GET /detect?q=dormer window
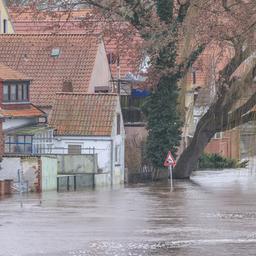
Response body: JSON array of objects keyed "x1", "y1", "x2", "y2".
[
  {"x1": 3, "y1": 82, "x2": 29, "y2": 102},
  {"x1": 3, "y1": 19, "x2": 7, "y2": 34},
  {"x1": 51, "y1": 48, "x2": 60, "y2": 57}
]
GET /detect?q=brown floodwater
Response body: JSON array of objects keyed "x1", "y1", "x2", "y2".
[{"x1": 1, "y1": 169, "x2": 256, "y2": 256}]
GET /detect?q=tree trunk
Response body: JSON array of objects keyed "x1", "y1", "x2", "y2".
[{"x1": 173, "y1": 115, "x2": 216, "y2": 179}]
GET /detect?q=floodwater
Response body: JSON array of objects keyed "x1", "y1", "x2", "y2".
[{"x1": 1, "y1": 169, "x2": 256, "y2": 256}]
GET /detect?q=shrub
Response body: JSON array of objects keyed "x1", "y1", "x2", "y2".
[{"x1": 198, "y1": 153, "x2": 248, "y2": 169}]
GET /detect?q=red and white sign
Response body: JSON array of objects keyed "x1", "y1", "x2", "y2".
[{"x1": 164, "y1": 151, "x2": 176, "y2": 167}]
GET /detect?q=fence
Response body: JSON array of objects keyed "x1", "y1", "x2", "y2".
[{"x1": 57, "y1": 173, "x2": 98, "y2": 191}]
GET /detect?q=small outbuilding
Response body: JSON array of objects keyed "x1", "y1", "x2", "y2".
[{"x1": 48, "y1": 92, "x2": 125, "y2": 186}]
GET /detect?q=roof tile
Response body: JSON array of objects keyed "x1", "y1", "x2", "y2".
[
  {"x1": 48, "y1": 93, "x2": 118, "y2": 136},
  {"x1": 0, "y1": 63, "x2": 30, "y2": 81},
  {"x1": 0, "y1": 34, "x2": 99, "y2": 107},
  {"x1": 10, "y1": 9, "x2": 142, "y2": 79},
  {"x1": 0, "y1": 104, "x2": 45, "y2": 118}
]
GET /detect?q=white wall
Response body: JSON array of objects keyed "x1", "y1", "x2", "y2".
[
  {"x1": 3, "y1": 118, "x2": 37, "y2": 131},
  {"x1": 52, "y1": 136, "x2": 112, "y2": 173},
  {"x1": 111, "y1": 99, "x2": 125, "y2": 183},
  {"x1": 0, "y1": 157, "x2": 20, "y2": 181},
  {"x1": 89, "y1": 40, "x2": 112, "y2": 92}
]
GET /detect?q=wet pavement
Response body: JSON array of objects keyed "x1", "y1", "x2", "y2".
[{"x1": 1, "y1": 169, "x2": 256, "y2": 256}]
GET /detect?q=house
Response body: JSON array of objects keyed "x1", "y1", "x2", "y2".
[
  {"x1": 9, "y1": 9, "x2": 142, "y2": 80},
  {"x1": 0, "y1": 0, "x2": 14, "y2": 33},
  {"x1": 0, "y1": 63, "x2": 51, "y2": 155},
  {"x1": 48, "y1": 92, "x2": 125, "y2": 185},
  {"x1": 0, "y1": 34, "x2": 112, "y2": 113},
  {"x1": 0, "y1": 64, "x2": 58, "y2": 193}
]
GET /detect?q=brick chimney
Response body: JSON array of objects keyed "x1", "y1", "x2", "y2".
[{"x1": 62, "y1": 80, "x2": 73, "y2": 92}]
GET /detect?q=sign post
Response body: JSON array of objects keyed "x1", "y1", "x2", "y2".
[{"x1": 164, "y1": 151, "x2": 176, "y2": 191}]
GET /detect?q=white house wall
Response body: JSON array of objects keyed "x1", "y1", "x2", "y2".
[
  {"x1": 111, "y1": 99, "x2": 125, "y2": 183},
  {"x1": 52, "y1": 136, "x2": 112, "y2": 173},
  {"x1": 3, "y1": 118, "x2": 37, "y2": 131},
  {"x1": 89, "y1": 40, "x2": 112, "y2": 92}
]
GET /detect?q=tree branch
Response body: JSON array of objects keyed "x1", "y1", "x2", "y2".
[
  {"x1": 178, "y1": 43, "x2": 206, "y2": 77},
  {"x1": 176, "y1": 0, "x2": 191, "y2": 23},
  {"x1": 219, "y1": 44, "x2": 253, "y2": 80}
]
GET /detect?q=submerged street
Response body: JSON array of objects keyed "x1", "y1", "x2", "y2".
[{"x1": 1, "y1": 169, "x2": 256, "y2": 256}]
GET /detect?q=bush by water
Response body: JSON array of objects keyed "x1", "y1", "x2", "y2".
[{"x1": 198, "y1": 153, "x2": 248, "y2": 169}]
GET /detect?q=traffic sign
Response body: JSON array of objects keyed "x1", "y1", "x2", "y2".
[{"x1": 164, "y1": 151, "x2": 176, "y2": 167}]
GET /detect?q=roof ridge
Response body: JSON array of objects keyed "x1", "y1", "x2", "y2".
[
  {"x1": 56, "y1": 92, "x2": 118, "y2": 96},
  {"x1": 0, "y1": 33, "x2": 101, "y2": 37}
]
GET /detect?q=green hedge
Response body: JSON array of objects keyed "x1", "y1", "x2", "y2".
[{"x1": 198, "y1": 153, "x2": 248, "y2": 169}]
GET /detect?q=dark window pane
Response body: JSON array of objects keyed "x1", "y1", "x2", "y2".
[
  {"x1": 117, "y1": 114, "x2": 121, "y2": 135},
  {"x1": 68, "y1": 145, "x2": 81, "y2": 155},
  {"x1": 10, "y1": 84, "x2": 16, "y2": 101},
  {"x1": 3, "y1": 84, "x2": 9, "y2": 101},
  {"x1": 3, "y1": 19, "x2": 7, "y2": 34},
  {"x1": 25, "y1": 144, "x2": 32, "y2": 154},
  {"x1": 17, "y1": 84, "x2": 23, "y2": 101},
  {"x1": 192, "y1": 71, "x2": 196, "y2": 84},
  {"x1": 23, "y1": 83, "x2": 28, "y2": 100}
]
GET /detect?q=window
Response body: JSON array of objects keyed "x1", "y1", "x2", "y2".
[
  {"x1": 107, "y1": 52, "x2": 119, "y2": 65},
  {"x1": 214, "y1": 132, "x2": 223, "y2": 139},
  {"x1": 5, "y1": 135, "x2": 33, "y2": 154},
  {"x1": 115, "y1": 145, "x2": 120, "y2": 165},
  {"x1": 68, "y1": 145, "x2": 82, "y2": 155},
  {"x1": 117, "y1": 113, "x2": 121, "y2": 135},
  {"x1": 3, "y1": 19, "x2": 7, "y2": 33},
  {"x1": 51, "y1": 48, "x2": 60, "y2": 57},
  {"x1": 33, "y1": 130, "x2": 53, "y2": 154},
  {"x1": 10, "y1": 84, "x2": 16, "y2": 101},
  {"x1": 17, "y1": 84, "x2": 23, "y2": 101},
  {"x1": 3, "y1": 82, "x2": 29, "y2": 102},
  {"x1": 22, "y1": 83, "x2": 29, "y2": 100},
  {"x1": 3, "y1": 84, "x2": 8, "y2": 101},
  {"x1": 192, "y1": 70, "x2": 196, "y2": 84}
]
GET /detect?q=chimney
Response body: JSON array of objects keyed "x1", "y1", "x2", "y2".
[{"x1": 62, "y1": 80, "x2": 73, "y2": 92}]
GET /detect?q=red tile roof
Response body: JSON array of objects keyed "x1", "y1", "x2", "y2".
[
  {"x1": 0, "y1": 34, "x2": 99, "y2": 107},
  {"x1": 48, "y1": 93, "x2": 118, "y2": 136},
  {"x1": 0, "y1": 104, "x2": 45, "y2": 118},
  {"x1": 10, "y1": 9, "x2": 142, "y2": 79},
  {"x1": 0, "y1": 63, "x2": 30, "y2": 81}
]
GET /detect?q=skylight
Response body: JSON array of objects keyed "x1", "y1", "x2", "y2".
[{"x1": 51, "y1": 48, "x2": 60, "y2": 57}]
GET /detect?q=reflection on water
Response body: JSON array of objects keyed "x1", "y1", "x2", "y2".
[{"x1": 1, "y1": 169, "x2": 256, "y2": 256}]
